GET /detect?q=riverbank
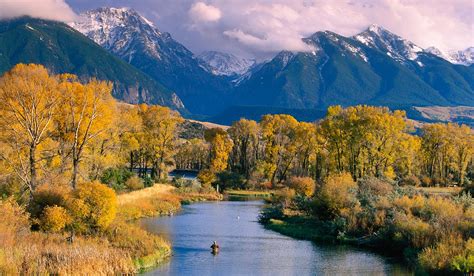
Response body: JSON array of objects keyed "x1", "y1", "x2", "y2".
[
  {"x1": 116, "y1": 184, "x2": 222, "y2": 271},
  {"x1": 225, "y1": 189, "x2": 274, "y2": 198},
  {"x1": 142, "y1": 200, "x2": 412, "y2": 275},
  {"x1": 259, "y1": 177, "x2": 474, "y2": 275}
]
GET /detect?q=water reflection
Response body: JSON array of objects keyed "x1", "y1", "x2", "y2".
[{"x1": 141, "y1": 201, "x2": 412, "y2": 276}]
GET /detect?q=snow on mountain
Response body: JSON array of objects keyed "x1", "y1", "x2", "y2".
[
  {"x1": 426, "y1": 46, "x2": 474, "y2": 66},
  {"x1": 70, "y1": 7, "x2": 167, "y2": 61},
  {"x1": 198, "y1": 51, "x2": 256, "y2": 76},
  {"x1": 354, "y1": 24, "x2": 423, "y2": 64}
]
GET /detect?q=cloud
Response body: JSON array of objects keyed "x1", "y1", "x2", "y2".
[
  {"x1": 65, "y1": 0, "x2": 473, "y2": 59},
  {"x1": 0, "y1": 0, "x2": 76, "y2": 22},
  {"x1": 189, "y1": 2, "x2": 221, "y2": 22}
]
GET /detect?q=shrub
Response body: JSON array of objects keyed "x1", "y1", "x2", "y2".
[
  {"x1": 451, "y1": 239, "x2": 474, "y2": 273},
  {"x1": 0, "y1": 199, "x2": 30, "y2": 246},
  {"x1": 418, "y1": 235, "x2": 466, "y2": 272},
  {"x1": 0, "y1": 176, "x2": 22, "y2": 200},
  {"x1": 358, "y1": 177, "x2": 393, "y2": 196},
  {"x1": 285, "y1": 177, "x2": 316, "y2": 197},
  {"x1": 399, "y1": 175, "x2": 421, "y2": 187},
  {"x1": 271, "y1": 188, "x2": 296, "y2": 208},
  {"x1": 392, "y1": 212, "x2": 432, "y2": 248},
  {"x1": 29, "y1": 184, "x2": 70, "y2": 218},
  {"x1": 420, "y1": 176, "x2": 432, "y2": 187},
  {"x1": 100, "y1": 168, "x2": 134, "y2": 191},
  {"x1": 68, "y1": 181, "x2": 117, "y2": 233},
  {"x1": 215, "y1": 171, "x2": 244, "y2": 191},
  {"x1": 125, "y1": 176, "x2": 144, "y2": 191},
  {"x1": 197, "y1": 169, "x2": 216, "y2": 189},
  {"x1": 313, "y1": 173, "x2": 358, "y2": 219},
  {"x1": 40, "y1": 205, "x2": 71, "y2": 233}
]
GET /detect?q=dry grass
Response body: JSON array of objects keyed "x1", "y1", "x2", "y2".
[
  {"x1": 415, "y1": 186, "x2": 463, "y2": 196},
  {"x1": 118, "y1": 184, "x2": 175, "y2": 205},
  {"x1": 0, "y1": 200, "x2": 135, "y2": 275},
  {"x1": 117, "y1": 184, "x2": 181, "y2": 221}
]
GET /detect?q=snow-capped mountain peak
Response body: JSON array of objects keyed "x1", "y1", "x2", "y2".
[
  {"x1": 198, "y1": 51, "x2": 256, "y2": 76},
  {"x1": 70, "y1": 7, "x2": 168, "y2": 61},
  {"x1": 426, "y1": 46, "x2": 474, "y2": 66},
  {"x1": 354, "y1": 24, "x2": 423, "y2": 63}
]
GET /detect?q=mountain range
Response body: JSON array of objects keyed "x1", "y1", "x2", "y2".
[
  {"x1": 0, "y1": 7, "x2": 472, "y2": 125},
  {"x1": 0, "y1": 16, "x2": 184, "y2": 110}
]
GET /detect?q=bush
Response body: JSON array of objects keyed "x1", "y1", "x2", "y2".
[
  {"x1": 285, "y1": 177, "x2": 316, "y2": 197},
  {"x1": 418, "y1": 235, "x2": 466, "y2": 272},
  {"x1": 312, "y1": 173, "x2": 358, "y2": 219},
  {"x1": 68, "y1": 181, "x2": 117, "y2": 233},
  {"x1": 0, "y1": 176, "x2": 22, "y2": 200},
  {"x1": 100, "y1": 168, "x2": 134, "y2": 191},
  {"x1": 125, "y1": 176, "x2": 144, "y2": 191},
  {"x1": 40, "y1": 205, "x2": 71, "y2": 233},
  {"x1": 197, "y1": 169, "x2": 216, "y2": 189},
  {"x1": 451, "y1": 239, "x2": 474, "y2": 273},
  {"x1": 215, "y1": 171, "x2": 244, "y2": 191},
  {"x1": 420, "y1": 176, "x2": 432, "y2": 187},
  {"x1": 29, "y1": 184, "x2": 70, "y2": 218},
  {"x1": 399, "y1": 175, "x2": 421, "y2": 187}
]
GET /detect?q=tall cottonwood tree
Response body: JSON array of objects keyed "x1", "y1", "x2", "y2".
[
  {"x1": 58, "y1": 76, "x2": 115, "y2": 189},
  {"x1": 204, "y1": 128, "x2": 233, "y2": 173},
  {"x1": 228, "y1": 119, "x2": 259, "y2": 178},
  {"x1": 0, "y1": 64, "x2": 61, "y2": 195},
  {"x1": 139, "y1": 105, "x2": 183, "y2": 180}
]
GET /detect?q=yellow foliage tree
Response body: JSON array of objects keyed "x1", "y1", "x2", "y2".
[
  {"x1": 204, "y1": 128, "x2": 233, "y2": 173},
  {"x1": 0, "y1": 64, "x2": 61, "y2": 195},
  {"x1": 58, "y1": 77, "x2": 115, "y2": 188}
]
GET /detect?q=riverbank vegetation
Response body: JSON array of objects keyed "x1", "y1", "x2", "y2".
[
  {"x1": 0, "y1": 64, "x2": 472, "y2": 273},
  {"x1": 0, "y1": 64, "x2": 215, "y2": 273}
]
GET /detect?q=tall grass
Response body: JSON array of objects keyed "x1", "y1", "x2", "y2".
[{"x1": 0, "y1": 200, "x2": 134, "y2": 274}]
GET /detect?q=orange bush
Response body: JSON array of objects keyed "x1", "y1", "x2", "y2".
[{"x1": 286, "y1": 177, "x2": 316, "y2": 197}]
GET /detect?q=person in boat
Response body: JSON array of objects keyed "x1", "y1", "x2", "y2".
[{"x1": 210, "y1": 241, "x2": 219, "y2": 253}]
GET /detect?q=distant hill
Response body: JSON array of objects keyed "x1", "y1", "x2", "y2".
[{"x1": 0, "y1": 16, "x2": 185, "y2": 111}]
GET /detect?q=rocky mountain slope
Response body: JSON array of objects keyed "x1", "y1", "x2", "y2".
[
  {"x1": 0, "y1": 16, "x2": 184, "y2": 110},
  {"x1": 71, "y1": 7, "x2": 231, "y2": 115}
]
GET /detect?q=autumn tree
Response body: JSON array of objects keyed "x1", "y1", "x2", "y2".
[
  {"x1": 228, "y1": 119, "x2": 259, "y2": 178},
  {"x1": 58, "y1": 76, "x2": 115, "y2": 189},
  {"x1": 0, "y1": 64, "x2": 61, "y2": 196},
  {"x1": 320, "y1": 105, "x2": 408, "y2": 180},
  {"x1": 139, "y1": 104, "x2": 183, "y2": 180},
  {"x1": 175, "y1": 138, "x2": 209, "y2": 170},
  {"x1": 422, "y1": 123, "x2": 473, "y2": 185},
  {"x1": 204, "y1": 128, "x2": 233, "y2": 173},
  {"x1": 259, "y1": 114, "x2": 299, "y2": 184}
]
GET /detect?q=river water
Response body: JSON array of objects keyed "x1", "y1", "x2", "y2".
[{"x1": 140, "y1": 200, "x2": 412, "y2": 275}]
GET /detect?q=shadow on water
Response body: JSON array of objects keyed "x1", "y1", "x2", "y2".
[{"x1": 140, "y1": 200, "x2": 413, "y2": 276}]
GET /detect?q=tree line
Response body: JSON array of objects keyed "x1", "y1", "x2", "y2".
[{"x1": 0, "y1": 64, "x2": 473, "y2": 202}]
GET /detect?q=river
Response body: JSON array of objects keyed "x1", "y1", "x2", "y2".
[{"x1": 140, "y1": 200, "x2": 412, "y2": 275}]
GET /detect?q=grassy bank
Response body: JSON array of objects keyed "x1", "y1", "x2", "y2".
[
  {"x1": 115, "y1": 184, "x2": 222, "y2": 270},
  {"x1": 0, "y1": 183, "x2": 222, "y2": 274},
  {"x1": 264, "y1": 218, "x2": 336, "y2": 243},
  {"x1": 225, "y1": 189, "x2": 274, "y2": 197}
]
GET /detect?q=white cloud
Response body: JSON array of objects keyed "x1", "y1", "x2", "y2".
[
  {"x1": 0, "y1": 0, "x2": 76, "y2": 22},
  {"x1": 181, "y1": 0, "x2": 473, "y2": 57},
  {"x1": 62, "y1": 0, "x2": 474, "y2": 58},
  {"x1": 189, "y1": 2, "x2": 221, "y2": 22}
]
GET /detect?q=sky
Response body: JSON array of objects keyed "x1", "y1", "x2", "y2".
[{"x1": 0, "y1": 0, "x2": 472, "y2": 59}]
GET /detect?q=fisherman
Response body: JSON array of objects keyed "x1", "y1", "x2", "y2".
[{"x1": 210, "y1": 241, "x2": 219, "y2": 254}]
